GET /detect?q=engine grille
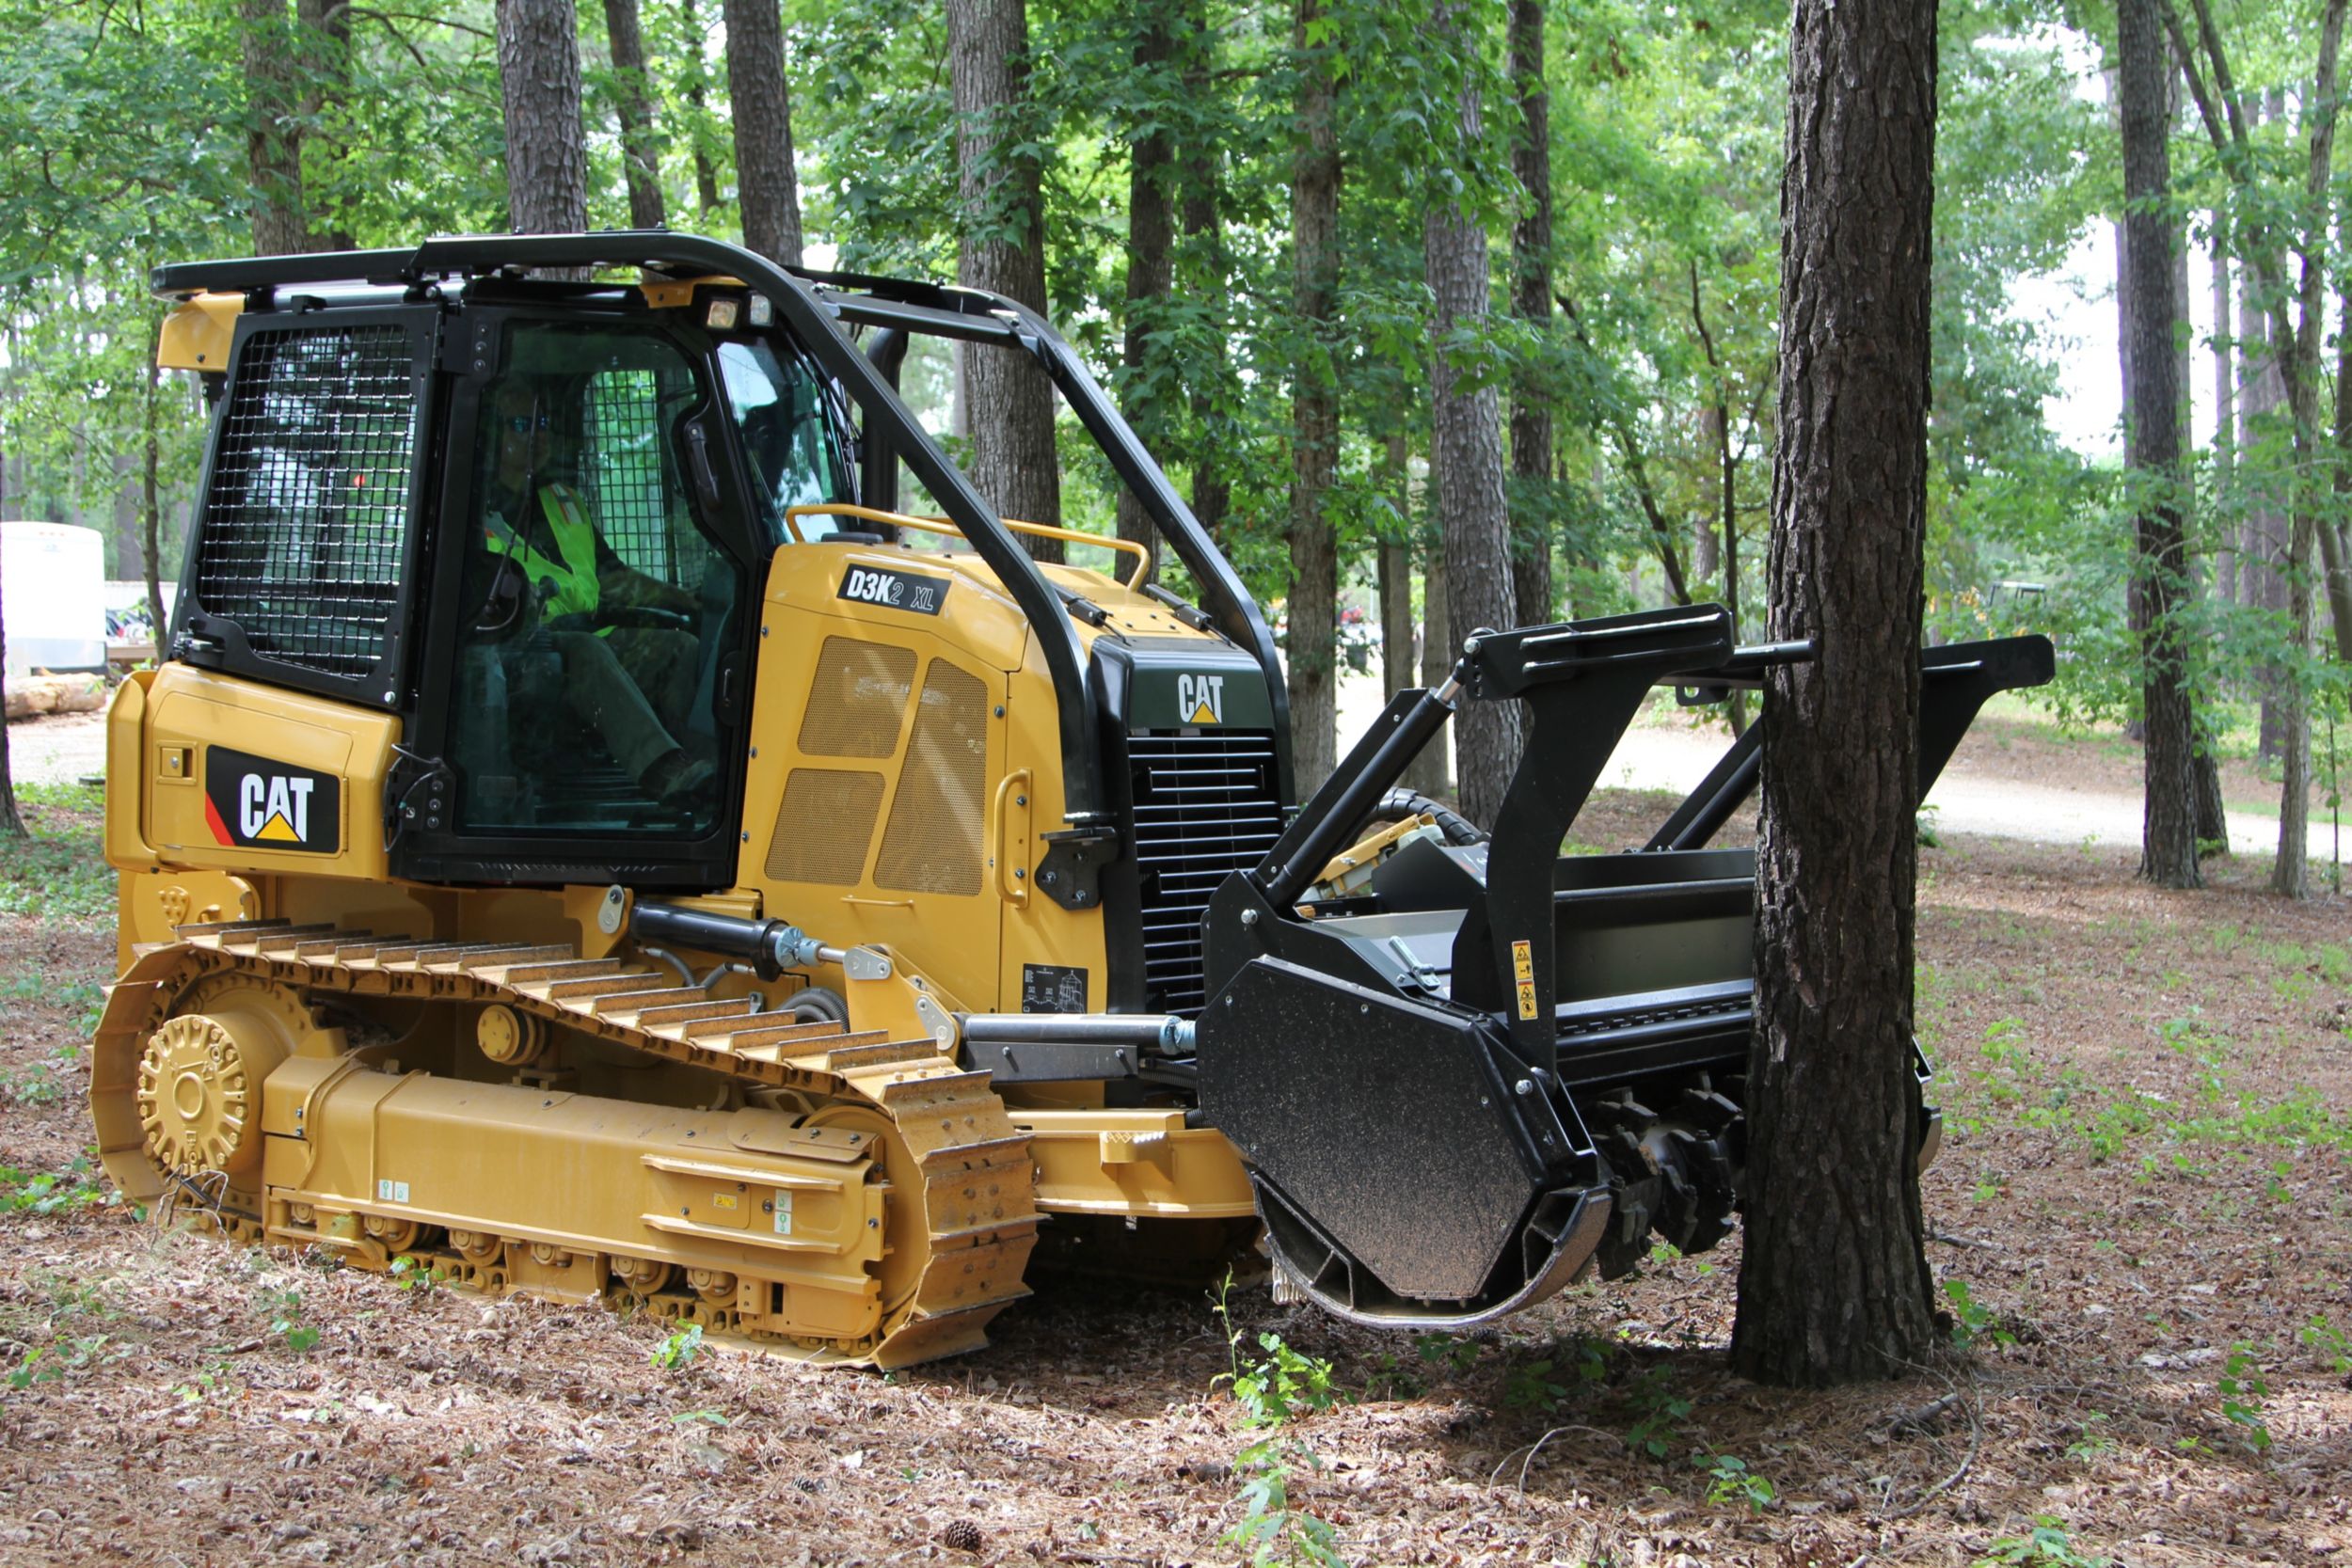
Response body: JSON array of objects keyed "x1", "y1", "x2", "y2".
[{"x1": 1127, "y1": 729, "x2": 1283, "y2": 1016}]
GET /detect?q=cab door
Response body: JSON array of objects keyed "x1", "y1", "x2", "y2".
[{"x1": 389, "y1": 308, "x2": 764, "y2": 890}]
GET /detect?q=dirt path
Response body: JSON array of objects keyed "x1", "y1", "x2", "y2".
[{"x1": 4, "y1": 712, "x2": 105, "y2": 789}]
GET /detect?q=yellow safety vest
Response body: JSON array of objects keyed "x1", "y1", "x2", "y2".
[{"x1": 485, "y1": 484, "x2": 604, "y2": 626}]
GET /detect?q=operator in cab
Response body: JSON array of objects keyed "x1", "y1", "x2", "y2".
[{"x1": 473, "y1": 378, "x2": 714, "y2": 806}]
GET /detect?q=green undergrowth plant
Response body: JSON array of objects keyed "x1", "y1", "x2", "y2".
[
  {"x1": 1695, "y1": 1450, "x2": 1775, "y2": 1512},
  {"x1": 650, "y1": 1322, "x2": 705, "y2": 1370},
  {"x1": 1213, "y1": 1275, "x2": 1347, "y2": 1567},
  {"x1": 1974, "y1": 1515, "x2": 2109, "y2": 1567}
]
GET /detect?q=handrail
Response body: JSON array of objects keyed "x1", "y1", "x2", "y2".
[{"x1": 783, "y1": 503, "x2": 1152, "y2": 591}]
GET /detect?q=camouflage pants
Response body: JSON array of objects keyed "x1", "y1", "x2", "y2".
[{"x1": 551, "y1": 627, "x2": 696, "y2": 781}]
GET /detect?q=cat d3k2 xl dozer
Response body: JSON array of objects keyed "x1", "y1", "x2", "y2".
[{"x1": 92, "y1": 230, "x2": 2052, "y2": 1367}]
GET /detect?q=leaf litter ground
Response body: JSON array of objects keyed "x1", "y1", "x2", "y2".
[{"x1": 0, "y1": 765, "x2": 2347, "y2": 1567}]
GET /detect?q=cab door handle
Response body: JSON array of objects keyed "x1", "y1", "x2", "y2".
[{"x1": 992, "y1": 770, "x2": 1032, "y2": 908}]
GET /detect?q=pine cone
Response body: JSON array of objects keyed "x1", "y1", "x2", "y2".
[{"x1": 941, "y1": 1520, "x2": 984, "y2": 1553}]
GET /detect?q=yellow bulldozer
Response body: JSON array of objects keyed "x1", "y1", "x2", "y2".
[{"x1": 91, "y1": 231, "x2": 2050, "y2": 1367}]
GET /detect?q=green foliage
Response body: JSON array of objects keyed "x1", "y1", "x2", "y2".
[
  {"x1": 1623, "y1": 1366, "x2": 1692, "y2": 1459},
  {"x1": 651, "y1": 1322, "x2": 706, "y2": 1370},
  {"x1": 1210, "y1": 1278, "x2": 1345, "y2": 1566},
  {"x1": 386, "y1": 1256, "x2": 445, "y2": 1294},
  {"x1": 1226, "y1": 1433, "x2": 1347, "y2": 1568},
  {"x1": 1944, "y1": 1277, "x2": 2015, "y2": 1353},
  {"x1": 0, "y1": 784, "x2": 112, "y2": 926},
  {"x1": 2301, "y1": 1312, "x2": 2350, "y2": 1375},
  {"x1": 1974, "y1": 1516, "x2": 2109, "y2": 1568},
  {"x1": 6, "y1": 1333, "x2": 115, "y2": 1393},
  {"x1": 2218, "y1": 1343, "x2": 2271, "y2": 1454},
  {"x1": 0, "y1": 1163, "x2": 105, "y2": 1215},
  {"x1": 1695, "y1": 1450, "x2": 1775, "y2": 1512},
  {"x1": 257, "y1": 1286, "x2": 321, "y2": 1354}
]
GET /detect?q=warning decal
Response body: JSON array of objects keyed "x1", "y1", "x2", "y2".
[{"x1": 1512, "y1": 939, "x2": 1538, "y2": 1022}]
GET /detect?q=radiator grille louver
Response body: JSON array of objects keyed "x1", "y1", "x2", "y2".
[{"x1": 1127, "y1": 729, "x2": 1283, "y2": 1017}]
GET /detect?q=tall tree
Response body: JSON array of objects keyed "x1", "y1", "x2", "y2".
[
  {"x1": 295, "y1": 0, "x2": 355, "y2": 250},
  {"x1": 948, "y1": 0, "x2": 1061, "y2": 555},
  {"x1": 242, "y1": 0, "x2": 308, "y2": 253},
  {"x1": 1114, "y1": 8, "x2": 1179, "y2": 569},
  {"x1": 497, "y1": 0, "x2": 591, "y2": 236},
  {"x1": 2118, "y1": 0, "x2": 2201, "y2": 889},
  {"x1": 2166, "y1": 0, "x2": 2350, "y2": 894},
  {"x1": 1288, "y1": 0, "x2": 1342, "y2": 793},
  {"x1": 677, "y1": 0, "x2": 724, "y2": 214},
  {"x1": 1505, "y1": 0, "x2": 1553, "y2": 630},
  {"x1": 1414, "y1": 540, "x2": 1452, "y2": 795},
  {"x1": 725, "y1": 0, "x2": 803, "y2": 265},
  {"x1": 1177, "y1": 25, "x2": 1230, "y2": 539},
  {"x1": 1731, "y1": 0, "x2": 1939, "y2": 1386},
  {"x1": 605, "y1": 0, "x2": 669, "y2": 230},
  {"x1": 0, "y1": 527, "x2": 21, "y2": 838},
  {"x1": 1424, "y1": 0, "x2": 1518, "y2": 827}
]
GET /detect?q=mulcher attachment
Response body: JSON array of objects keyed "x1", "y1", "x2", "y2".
[{"x1": 1195, "y1": 607, "x2": 2055, "y2": 1326}]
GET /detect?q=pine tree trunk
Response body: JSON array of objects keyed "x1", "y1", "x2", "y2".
[
  {"x1": 243, "y1": 0, "x2": 308, "y2": 253},
  {"x1": 2214, "y1": 228, "x2": 2236, "y2": 604},
  {"x1": 1412, "y1": 541, "x2": 1452, "y2": 796},
  {"x1": 142, "y1": 346, "x2": 167, "y2": 638},
  {"x1": 498, "y1": 0, "x2": 591, "y2": 237},
  {"x1": 296, "y1": 0, "x2": 355, "y2": 249},
  {"x1": 725, "y1": 0, "x2": 803, "y2": 265},
  {"x1": 605, "y1": 0, "x2": 669, "y2": 230},
  {"x1": 1287, "y1": 0, "x2": 1342, "y2": 794},
  {"x1": 1115, "y1": 8, "x2": 1179, "y2": 570},
  {"x1": 678, "y1": 0, "x2": 723, "y2": 214},
  {"x1": 949, "y1": 0, "x2": 1061, "y2": 557},
  {"x1": 1424, "y1": 0, "x2": 1518, "y2": 828},
  {"x1": 1729, "y1": 0, "x2": 1938, "y2": 1388},
  {"x1": 2119, "y1": 0, "x2": 2201, "y2": 889},
  {"x1": 0, "y1": 528, "x2": 22, "y2": 835},
  {"x1": 1506, "y1": 0, "x2": 1553, "y2": 631},
  {"x1": 1379, "y1": 433, "x2": 1416, "y2": 699},
  {"x1": 1178, "y1": 19, "x2": 1230, "y2": 539}
]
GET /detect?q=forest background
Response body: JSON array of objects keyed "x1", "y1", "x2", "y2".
[{"x1": 0, "y1": 0, "x2": 2346, "y2": 888}]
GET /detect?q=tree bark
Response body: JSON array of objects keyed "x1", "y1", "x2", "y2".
[
  {"x1": 1288, "y1": 0, "x2": 1342, "y2": 794},
  {"x1": 1506, "y1": 0, "x2": 1553, "y2": 631},
  {"x1": 1412, "y1": 541, "x2": 1453, "y2": 796},
  {"x1": 296, "y1": 0, "x2": 355, "y2": 250},
  {"x1": 949, "y1": 0, "x2": 1061, "y2": 557},
  {"x1": 605, "y1": 0, "x2": 669, "y2": 230},
  {"x1": 0, "y1": 537, "x2": 22, "y2": 837},
  {"x1": 724, "y1": 0, "x2": 803, "y2": 265},
  {"x1": 2213, "y1": 225, "x2": 2233, "y2": 605},
  {"x1": 1115, "y1": 8, "x2": 1179, "y2": 572},
  {"x1": 2119, "y1": 0, "x2": 2201, "y2": 889},
  {"x1": 1178, "y1": 26, "x2": 1230, "y2": 539},
  {"x1": 678, "y1": 0, "x2": 723, "y2": 214},
  {"x1": 497, "y1": 0, "x2": 591, "y2": 237},
  {"x1": 1730, "y1": 0, "x2": 1939, "y2": 1387},
  {"x1": 1380, "y1": 435, "x2": 1417, "y2": 699},
  {"x1": 142, "y1": 341, "x2": 167, "y2": 639},
  {"x1": 242, "y1": 0, "x2": 308, "y2": 253},
  {"x1": 1425, "y1": 0, "x2": 1519, "y2": 827}
]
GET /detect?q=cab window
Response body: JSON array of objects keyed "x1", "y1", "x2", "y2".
[
  {"x1": 447, "y1": 322, "x2": 743, "y2": 837},
  {"x1": 718, "y1": 338, "x2": 850, "y2": 541}
]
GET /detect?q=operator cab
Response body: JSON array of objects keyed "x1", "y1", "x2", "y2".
[{"x1": 159, "y1": 265, "x2": 870, "y2": 890}]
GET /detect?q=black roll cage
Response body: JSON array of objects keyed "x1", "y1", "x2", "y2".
[{"x1": 153, "y1": 230, "x2": 1294, "y2": 829}]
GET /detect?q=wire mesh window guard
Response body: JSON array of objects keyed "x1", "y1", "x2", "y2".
[
  {"x1": 192, "y1": 325, "x2": 419, "y2": 681},
  {"x1": 585, "y1": 367, "x2": 688, "y2": 583}
]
